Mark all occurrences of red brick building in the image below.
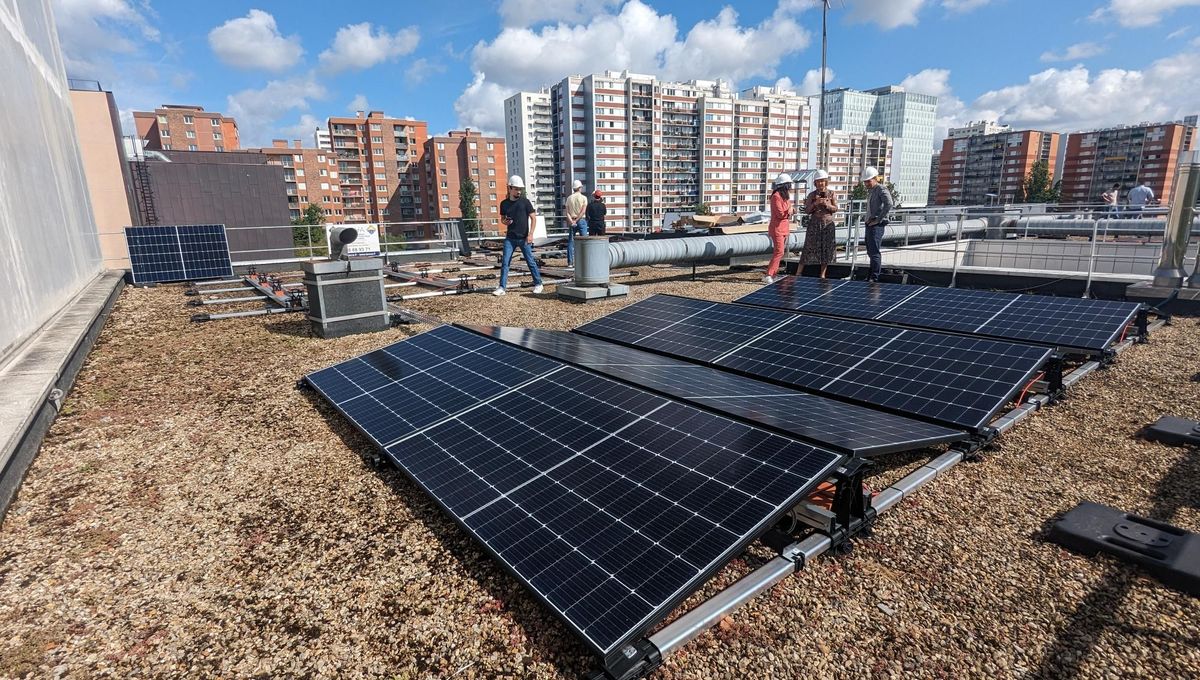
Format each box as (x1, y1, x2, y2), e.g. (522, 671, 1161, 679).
(423, 129, 507, 233)
(255, 140, 344, 224)
(133, 104, 239, 152)
(326, 111, 428, 236)
(935, 129, 1059, 205)
(1059, 122, 1196, 206)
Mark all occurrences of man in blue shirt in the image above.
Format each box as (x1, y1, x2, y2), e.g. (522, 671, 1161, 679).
(1127, 179, 1155, 219)
(494, 175, 544, 296)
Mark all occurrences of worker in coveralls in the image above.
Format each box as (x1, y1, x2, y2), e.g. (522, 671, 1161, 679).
(763, 173, 794, 284)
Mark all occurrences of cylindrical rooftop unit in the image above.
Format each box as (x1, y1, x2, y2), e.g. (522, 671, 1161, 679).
(574, 236, 611, 286)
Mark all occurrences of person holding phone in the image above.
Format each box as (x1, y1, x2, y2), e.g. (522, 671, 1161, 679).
(494, 175, 544, 296)
(802, 169, 838, 279)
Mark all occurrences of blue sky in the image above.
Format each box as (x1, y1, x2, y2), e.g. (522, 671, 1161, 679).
(55, 0, 1200, 147)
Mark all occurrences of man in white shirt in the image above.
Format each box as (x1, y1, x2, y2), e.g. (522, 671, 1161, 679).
(564, 179, 589, 267)
(1127, 180, 1155, 218)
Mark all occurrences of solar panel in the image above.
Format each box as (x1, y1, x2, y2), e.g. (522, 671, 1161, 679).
(736, 276, 1141, 353)
(305, 326, 844, 660)
(577, 295, 1053, 430)
(466, 325, 966, 456)
(125, 224, 234, 284)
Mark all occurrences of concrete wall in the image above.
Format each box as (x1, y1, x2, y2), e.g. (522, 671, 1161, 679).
(0, 2, 103, 360)
(70, 87, 137, 269)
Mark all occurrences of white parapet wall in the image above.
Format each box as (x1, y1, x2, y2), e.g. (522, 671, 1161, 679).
(0, 1, 103, 361)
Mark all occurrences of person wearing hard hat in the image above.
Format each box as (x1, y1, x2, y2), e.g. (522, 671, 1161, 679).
(763, 173, 795, 284)
(802, 169, 839, 279)
(861, 167, 893, 282)
(495, 175, 544, 296)
(564, 179, 589, 267)
(586, 190, 607, 237)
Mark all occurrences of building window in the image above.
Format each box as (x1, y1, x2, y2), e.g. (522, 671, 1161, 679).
(372, 136, 382, 143)
(185, 130, 196, 139)
(442, 194, 449, 202)
(317, 155, 326, 163)
(469, 142, 477, 150)
(487, 168, 495, 176)
(373, 149, 383, 156)
(471, 168, 479, 176)
(438, 156, 446, 164)
(183, 115, 194, 124)
(371, 123, 382, 131)
(486, 143, 494, 151)
(213, 132, 222, 140)
(157, 114, 167, 124)
(188, 144, 197, 151)
(488, 181, 496, 188)
(486, 156, 495, 164)
(210, 118, 220, 127)
(470, 155, 478, 163)
(440, 181, 448, 188)
(489, 193, 497, 200)
(160, 128, 170, 137)
(215, 146, 224, 152)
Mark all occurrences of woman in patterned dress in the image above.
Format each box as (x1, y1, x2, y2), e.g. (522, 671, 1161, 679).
(802, 169, 838, 279)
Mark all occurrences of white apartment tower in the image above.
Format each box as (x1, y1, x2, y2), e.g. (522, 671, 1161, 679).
(313, 127, 331, 151)
(822, 85, 938, 207)
(948, 120, 1010, 140)
(503, 90, 555, 216)
(546, 71, 813, 231)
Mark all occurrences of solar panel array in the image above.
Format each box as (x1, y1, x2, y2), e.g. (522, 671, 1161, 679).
(305, 325, 843, 657)
(125, 224, 233, 284)
(468, 325, 966, 456)
(735, 277, 1140, 353)
(575, 295, 1052, 430)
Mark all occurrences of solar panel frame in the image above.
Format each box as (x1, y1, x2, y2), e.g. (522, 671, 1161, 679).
(125, 224, 234, 284)
(464, 325, 968, 456)
(304, 326, 846, 662)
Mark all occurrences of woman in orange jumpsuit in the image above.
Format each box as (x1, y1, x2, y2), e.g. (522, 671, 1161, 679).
(764, 173, 794, 284)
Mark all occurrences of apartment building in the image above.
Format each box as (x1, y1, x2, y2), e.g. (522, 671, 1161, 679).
(326, 111, 429, 235)
(314, 127, 331, 151)
(819, 129, 893, 205)
(256, 140, 344, 224)
(822, 86, 938, 207)
(133, 104, 239, 152)
(424, 129, 507, 231)
(504, 90, 555, 216)
(927, 151, 940, 205)
(1060, 122, 1197, 205)
(543, 71, 812, 231)
(948, 120, 1010, 140)
(935, 129, 1060, 205)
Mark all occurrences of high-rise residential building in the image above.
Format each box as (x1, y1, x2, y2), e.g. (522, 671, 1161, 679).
(1184, 114, 1198, 127)
(948, 120, 1010, 139)
(504, 90, 555, 217)
(927, 151, 940, 205)
(935, 129, 1060, 205)
(314, 127, 331, 151)
(326, 111, 428, 233)
(822, 85, 938, 207)
(133, 104, 239, 152)
(255, 140, 344, 224)
(1060, 122, 1197, 205)
(548, 71, 812, 230)
(423, 129, 507, 232)
(819, 130, 893, 205)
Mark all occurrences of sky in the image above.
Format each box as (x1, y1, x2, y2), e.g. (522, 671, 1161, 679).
(54, 0, 1200, 148)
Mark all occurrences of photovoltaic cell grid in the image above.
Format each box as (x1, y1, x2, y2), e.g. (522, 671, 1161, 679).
(305, 325, 843, 657)
(576, 295, 1053, 430)
(735, 276, 1140, 353)
(125, 224, 234, 284)
(468, 325, 966, 456)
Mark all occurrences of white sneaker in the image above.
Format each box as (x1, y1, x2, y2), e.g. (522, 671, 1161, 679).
(531, 284, 544, 294)
(492, 287, 506, 296)
(762, 275, 774, 284)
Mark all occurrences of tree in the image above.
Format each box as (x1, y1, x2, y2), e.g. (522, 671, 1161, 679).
(459, 176, 480, 238)
(292, 203, 326, 257)
(850, 181, 902, 207)
(693, 202, 713, 215)
(1018, 160, 1055, 203)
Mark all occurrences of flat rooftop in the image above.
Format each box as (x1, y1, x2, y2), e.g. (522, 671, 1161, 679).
(0, 266, 1197, 677)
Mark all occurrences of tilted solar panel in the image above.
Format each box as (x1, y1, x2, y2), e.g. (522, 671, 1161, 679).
(125, 224, 234, 284)
(305, 325, 844, 661)
(466, 325, 967, 456)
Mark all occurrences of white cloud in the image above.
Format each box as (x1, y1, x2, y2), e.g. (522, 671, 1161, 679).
(278, 114, 324, 143)
(776, 67, 835, 96)
(318, 23, 420, 72)
(208, 10, 303, 72)
(455, 0, 812, 134)
(499, 0, 623, 27)
(1091, 0, 1200, 28)
(348, 94, 369, 112)
(942, 0, 992, 10)
(226, 76, 327, 147)
(900, 68, 966, 141)
(1039, 41, 1107, 63)
(53, 0, 160, 74)
(1166, 26, 1191, 39)
(405, 58, 446, 85)
(845, 0, 993, 29)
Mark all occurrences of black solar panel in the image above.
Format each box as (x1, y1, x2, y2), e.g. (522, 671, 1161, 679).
(467, 325, 967, 456)
(577, 295, 1053, 430)
(736, 276, 1140, 352)
(305, 326, 844, 659)
(125, 224, 234, 284)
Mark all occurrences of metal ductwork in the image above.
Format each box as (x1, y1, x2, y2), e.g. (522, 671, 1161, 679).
(1013, 218, 1200, 238)
(1154, 149, 1200, 287)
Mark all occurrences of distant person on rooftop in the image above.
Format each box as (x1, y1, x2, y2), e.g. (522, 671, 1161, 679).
(494, 175, 543, 297)
(802, 169, 838, 279)
(1101, 183, 1121, 218)
(862, 167, 893, 283)
(1127, 179, 1155, 218)
(564, 179, 588, 267)
(586, 190, 607, 237)
(763, 173, 794, 284)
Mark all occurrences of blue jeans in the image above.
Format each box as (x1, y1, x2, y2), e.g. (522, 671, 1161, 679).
(567, 218, 589, 265)
(865, 224, 885, 280)
(499, 237, 542, 288)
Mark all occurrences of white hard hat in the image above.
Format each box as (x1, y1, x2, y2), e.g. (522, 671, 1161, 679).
(572, 179, 583, 190)
(773, 173, 793, 187)
(813, 169, 830, 181)
(508, 174, 525, 188)
(861, 167, 880, 183)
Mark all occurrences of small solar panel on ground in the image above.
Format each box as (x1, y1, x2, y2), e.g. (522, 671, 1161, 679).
(735, 276, 1140, 353)
(576, 295, 1052, 431)
(467, 325, 967, 456)
(125, 224, 234, 284)
(305, 325, 844, 660)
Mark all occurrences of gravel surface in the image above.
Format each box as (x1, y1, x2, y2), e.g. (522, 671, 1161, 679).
(1, 264, 1198, 679)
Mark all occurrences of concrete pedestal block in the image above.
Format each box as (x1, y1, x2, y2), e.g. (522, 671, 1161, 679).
(556, 282, 630, 303)
(302, 258, 389, 338)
